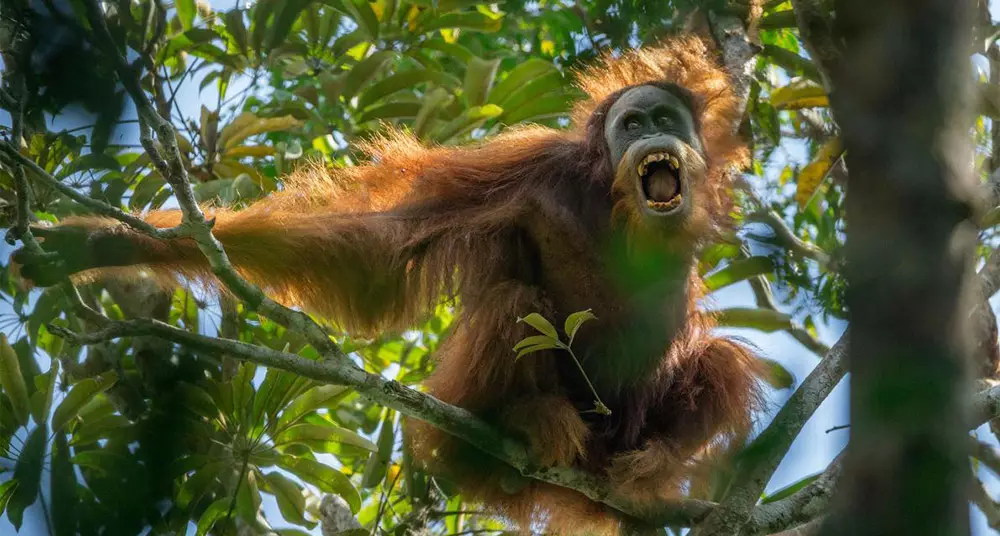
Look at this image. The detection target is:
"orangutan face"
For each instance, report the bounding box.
[604,85,706,223]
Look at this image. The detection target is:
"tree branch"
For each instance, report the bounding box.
[690,335,849,535]
[45,317,716,527]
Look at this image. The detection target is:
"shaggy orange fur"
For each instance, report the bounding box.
[26,35,764,534]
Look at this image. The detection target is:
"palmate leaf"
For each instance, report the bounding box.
[274,384,350,431]
[51,371,118,433]
[361,410,396,489]
[265,472,315,528]
[0,334,29,427]
[276,423,378,452]
[8,426,44,530]
[278,454,361,512]
[196,497,233,536]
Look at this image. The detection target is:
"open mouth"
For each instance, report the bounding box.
[637,151,683,213]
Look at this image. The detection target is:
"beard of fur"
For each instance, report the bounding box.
[609,146,713,259]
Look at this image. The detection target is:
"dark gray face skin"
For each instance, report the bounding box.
[603,85,701,166]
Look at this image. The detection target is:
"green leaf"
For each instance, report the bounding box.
[177,0,196,29]
[464,57,500,106]
[343,50,394,100]
[224,10,248,52]
[516,312,559,340]
[276,385,350,431]
[413,87,452,138]
[420,40,474,63]
[176,460,228,510]
[56,153,121,179]
[515,342,561,360]
[355,102,423,123]
[196,497,233,536]
[52,371,118,433]
[344,0,380,40]
[433,104,503,142]
[29,362,57,425]
[70,450,126,475]
[0,334,30,427]
[761,472,820,503]
[236,469,262,524]
[8,426,45,530]
[357,69,460,109]
[504,93,573,124]
[703,257,776,291]
[50,432,77,536]
[564,309,597,344]
[512,335,561,352]
[760,357,796,390]
[265,0,312,50]
[715,308,793,333]
[278,455,361,512]
[416,11,503,34]
[489,59,557,106]
[264,472,313,527]
[277,423,378,452]
[129,172,167,210]
[361,410,396,489]
[0,479,18,517]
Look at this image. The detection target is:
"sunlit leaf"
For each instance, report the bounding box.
[276,423,378,452]
[704,257,776,291]
[770,78,829,109]
[196,497,233,536]
[464,56,501,106]
[275,384,350,431]
[219,113,303,150]
[716,308,793,333]
[796,137,842,208]
[177,0,196,29]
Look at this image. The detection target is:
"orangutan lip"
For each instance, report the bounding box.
[636,151,683,214]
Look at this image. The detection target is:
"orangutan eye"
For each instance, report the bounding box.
[624,116,642,131]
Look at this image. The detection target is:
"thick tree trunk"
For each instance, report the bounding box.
[822,1,979,535]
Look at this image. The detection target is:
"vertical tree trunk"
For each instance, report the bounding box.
[823,1,979,534]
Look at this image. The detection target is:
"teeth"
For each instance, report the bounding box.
[646,194,684,212]
[636,152,680,175]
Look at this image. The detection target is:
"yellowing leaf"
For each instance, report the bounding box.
[224,145,276,159]
[796,137,842,208]
[770,79,829,109]
[541,39,555,55]
[218,113,302,150]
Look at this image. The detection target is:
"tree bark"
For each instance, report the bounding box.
[822,1,979,535]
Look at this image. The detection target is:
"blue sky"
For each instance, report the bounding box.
[1,1,1000,534]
